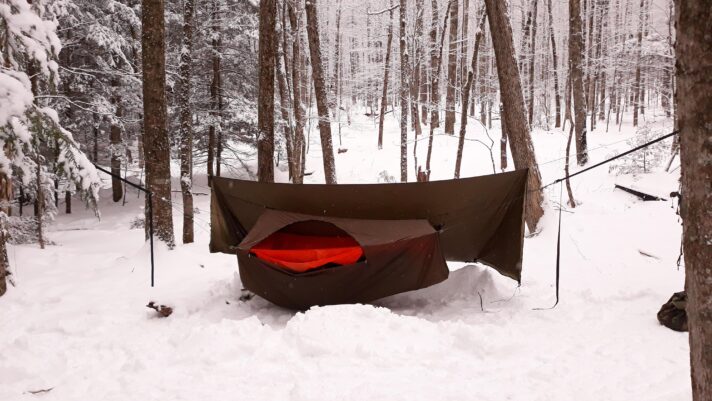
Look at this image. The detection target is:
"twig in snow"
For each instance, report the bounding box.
[27,387,54,395]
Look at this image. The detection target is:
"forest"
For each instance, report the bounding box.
[0,0,710,399]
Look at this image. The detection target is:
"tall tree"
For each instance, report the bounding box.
[410,0,425,137]
[141,0,175,246]
[211,0,225,179]
[631,0,646,127]
[378,5,395,150]
[110,78,124,203]
[305,0,337,183]
[526,0,539,125]
[179,0,195,244]
[429,0,441,128]
[257,0,277,182]
[454,11,487,179]
[546,0,562,128]
[676,1,712,399]
[444,0,459,134]
[399,0,409,182]
[484,0,544,231]
[288,1,306,184]
[569,0,589,165]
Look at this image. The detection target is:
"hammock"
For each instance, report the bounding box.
[250,231,364,272]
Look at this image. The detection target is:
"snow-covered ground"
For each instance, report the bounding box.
[0,110,690,400]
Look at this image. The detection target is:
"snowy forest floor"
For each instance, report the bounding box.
[0,110,690,400]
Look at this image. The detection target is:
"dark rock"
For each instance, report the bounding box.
[657,291,688,332]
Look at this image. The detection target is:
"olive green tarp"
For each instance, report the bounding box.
[210,169,529,309]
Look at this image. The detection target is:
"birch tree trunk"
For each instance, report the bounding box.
[676,1,712,399]
[141,0,175,246]
[179,0,194,244]
[305,0,337,184]
[484,0,545,231]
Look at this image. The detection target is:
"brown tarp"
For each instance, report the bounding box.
[210,169,529,308]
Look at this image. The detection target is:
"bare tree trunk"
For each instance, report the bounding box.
[410,0,425,137]
[141,0,175,246]
[212,0,224,178]
[564,124,576,207]
[65,190,71,214]
[632,0,645,127]
[257,0,277,182]
[444,0,459,134]
[110,79,124,203]
[429,0,441,128]
[547,0,561,128]
[289,1,306,184]
[305,0,337,184]
[454,12,486,179]
[378,5,395,150]
[484,0,545,232]
[426,1,453,173]
[569,0,588,165]
[179,0,195,244]
[676,1,712,399]
[399,0,410,182]
[527,0,539,125]
[500,103,508,171]
[0,172,11,297]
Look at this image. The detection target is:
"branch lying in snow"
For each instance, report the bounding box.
[27,387,54,395]
[639,250,661,260]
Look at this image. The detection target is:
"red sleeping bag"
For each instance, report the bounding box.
[250,232,363,273]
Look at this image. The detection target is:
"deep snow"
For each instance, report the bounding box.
[0,110,690,400]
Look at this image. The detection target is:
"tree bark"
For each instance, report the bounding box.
[399,0,409,182]
[444,0,459,135]
[305,0,337,184]
[257,0,277,182]
[179,0,194,244]
[141,0,175,247]
[378,5,395,150]
[676,1,712,399]
[569,0,588,165]
[484,0,545,232]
